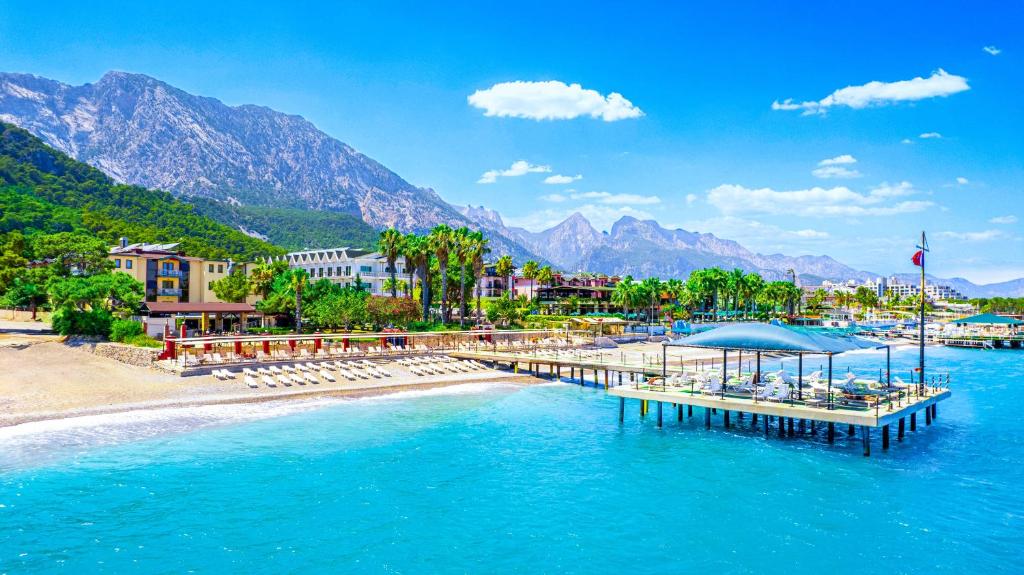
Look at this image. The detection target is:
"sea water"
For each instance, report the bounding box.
[1,346,1022,574]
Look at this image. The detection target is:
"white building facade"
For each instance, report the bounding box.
[277,248,407,296]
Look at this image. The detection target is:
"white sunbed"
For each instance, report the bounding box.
[262,375,278,388]
[303,371,320,384]
[755,381,777,401]
[336,368,356,381]
[244,375,259,389]
[319,370,336,383]
[270,366,284,374]
[277,374,293,387]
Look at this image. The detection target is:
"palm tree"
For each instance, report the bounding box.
[428,224,455,323]
[521,260,539,300]
[378,228,404,298]
[495,255,514,300]
[250,260,285,298]
[725,268,745,318]
[741,272,765,318]
[705,267,728,319]
[401,233,421,301]
[468,231,491,324]
[290,269,309,332]
[640,277,663,325]
[612,276,636,320]
[535,265,553,313]
[453,227,472,327]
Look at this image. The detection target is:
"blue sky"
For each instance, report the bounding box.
[1,1,1021,283]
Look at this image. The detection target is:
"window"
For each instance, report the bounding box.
[327,267,332,277]
[217,264,224,273]
[336,266,342,276]
[162,280,174,289]
[360,265,372,273]
[125,260,132,269]
[345,266,352,276]
[319,267,324,277]
[208,264,214,272]
[114,259,121,268]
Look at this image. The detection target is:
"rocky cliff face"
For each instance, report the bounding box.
[0,71,542,260]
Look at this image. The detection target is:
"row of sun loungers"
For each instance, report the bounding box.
[652,369,902,406]
[189,344,438,366]
[397,356,489,377]
[211,358,401,389]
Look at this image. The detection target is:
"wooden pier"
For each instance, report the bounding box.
[450,347,950,457]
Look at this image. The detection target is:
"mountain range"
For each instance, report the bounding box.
[1,70,1020,297]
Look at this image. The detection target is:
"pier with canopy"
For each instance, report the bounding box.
[610,322,950,456]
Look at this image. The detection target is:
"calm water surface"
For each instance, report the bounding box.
[1,346,1022,573]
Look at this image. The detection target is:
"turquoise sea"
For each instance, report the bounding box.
[2,346,1022,574]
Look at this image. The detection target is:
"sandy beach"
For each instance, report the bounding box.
[0,337,546,428]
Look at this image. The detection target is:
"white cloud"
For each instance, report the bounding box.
[812,156,862,179]
[818,154,857,166]
[772,69,969,115]
[956,176,969,185]
[919,132,942,139]
[540,193,567,203]
[812,166,862,179]
[468,80,644,122]
[936,229,1006,242]
[705,181,931,217]
[983,46,1001,56]
[901,138,914,144]
[990,215,1018,225]
[477,160,550,184]
[685,193,698,206]
[681,216,831,252]
[543,174,583,185]
[569,191,661,205]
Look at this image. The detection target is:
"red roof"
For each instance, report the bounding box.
[143,302,257,313]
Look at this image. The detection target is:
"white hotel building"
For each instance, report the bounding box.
[275,248,406,296]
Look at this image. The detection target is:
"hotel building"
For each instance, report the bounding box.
[278,248,406,296]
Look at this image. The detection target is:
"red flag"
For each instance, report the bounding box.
[912,250,924,266]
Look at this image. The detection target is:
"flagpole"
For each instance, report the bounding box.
[917,231,928,394]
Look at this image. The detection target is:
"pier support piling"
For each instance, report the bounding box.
[704,408,711,429]
[724,410,730,428]
[848,424,856,437]
[657,402,663,428]
[677,405,683,422]
[861,426,871,457]
[687,405,693,418]
[752,413,758,427]
[925,405,932,426]
[787,418,794,436]
[882,425,890,450]
[898,418,905,440]
[778,417,786,437]
[619,397,624,423]
[827,422,835,444]
[910,413,917,431]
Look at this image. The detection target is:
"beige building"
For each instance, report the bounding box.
[108,239,256,305]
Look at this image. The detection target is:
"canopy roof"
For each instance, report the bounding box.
[952,313,1023,326]
[666,322,879,353]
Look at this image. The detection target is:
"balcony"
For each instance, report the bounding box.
[158,288,182,296]
[157,269,183,278]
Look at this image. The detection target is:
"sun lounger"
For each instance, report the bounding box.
[336,368,356,380]
[319,370,336,382]
[755,381,776,401]
[270,366,284,374]
[243,368,258,377]
[222,369,236,379]
[244,375,259,389]
[211,352,225,364]
[277,374,293,387]
[304,362,319,372]
[262,375,278,388]
[768,383,791,402]
[303,371,319,384]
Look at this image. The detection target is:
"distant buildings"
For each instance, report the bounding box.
[278,248,405,296]
[801,275,966,305]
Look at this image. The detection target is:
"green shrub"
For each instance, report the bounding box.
[110,319,144,342]
[51,308,112,336]
[124,334,162,348]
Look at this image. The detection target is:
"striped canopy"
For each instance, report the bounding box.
[666,322,879,353]
[952,313,1023,326]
